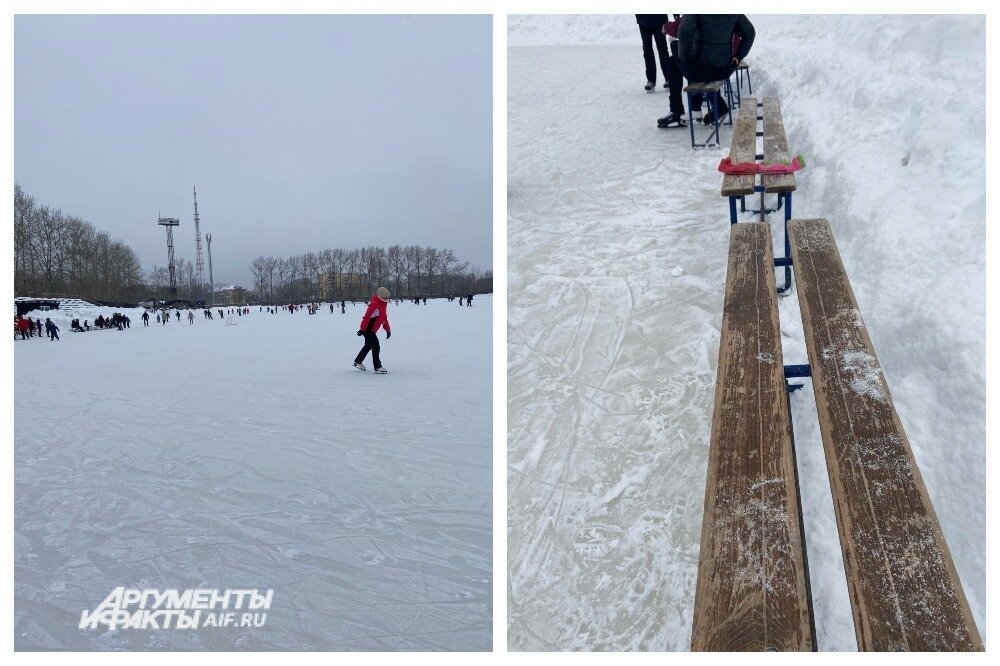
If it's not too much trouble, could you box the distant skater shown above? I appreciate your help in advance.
[341,300,346,314]
[353,286,392,374]
[45,318,59,341]
[188,311,195,324]
[142,311,149,326]
[466,292,474,306]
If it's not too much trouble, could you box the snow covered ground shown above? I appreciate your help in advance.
[507,15,984,651]
[15,296,492,650]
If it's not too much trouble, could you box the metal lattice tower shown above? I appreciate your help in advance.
[193,186,204,292]
[158,216,181,297]
[206,233,214,306]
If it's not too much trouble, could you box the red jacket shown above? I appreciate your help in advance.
[17,318,28,332]
[359,295,390,334]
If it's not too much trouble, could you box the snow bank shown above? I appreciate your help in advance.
[19,302,148,332]
[749,14,985,646]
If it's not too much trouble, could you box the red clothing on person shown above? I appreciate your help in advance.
[359,296,391,334]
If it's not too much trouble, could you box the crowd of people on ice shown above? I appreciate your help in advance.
[14,315,62,341]
[15,292,484,354]
[633,14,755,129]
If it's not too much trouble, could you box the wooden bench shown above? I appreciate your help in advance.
[721,97,798,294]
[787,219,983,651]
[684,80,732,149]
[695,218,983,650]
[692,222,815,651]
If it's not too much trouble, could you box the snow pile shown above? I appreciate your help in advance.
[15,296,492,649]
[507,14,983,651]
[19,301,148,332]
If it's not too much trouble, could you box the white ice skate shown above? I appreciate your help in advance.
[373,367,387,374]
[354,362,367,371]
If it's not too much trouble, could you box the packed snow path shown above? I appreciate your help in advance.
[15,297,492,650]
[507,15,984,651]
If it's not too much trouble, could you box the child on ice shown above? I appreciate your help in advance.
[353,287,392,374]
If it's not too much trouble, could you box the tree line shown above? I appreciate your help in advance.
[247,246,491,304]
[14,185,146,303]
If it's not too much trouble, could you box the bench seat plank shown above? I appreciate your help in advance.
[761,98,795,194]
[692,222,814,651]
[721,97,758,198]
[788,218,983,651]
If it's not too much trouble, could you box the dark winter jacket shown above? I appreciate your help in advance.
[359,295,391,334]
[678,14,755,67]
[635,14,671,29]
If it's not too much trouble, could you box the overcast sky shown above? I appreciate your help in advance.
[15,14,492,287]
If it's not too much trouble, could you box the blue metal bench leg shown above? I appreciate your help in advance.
[776,192,793,294]
[747,68,753,95]
[784,363,810,393]
[709,91,720,146]
[687,90,696,149]
[729,196,737,224]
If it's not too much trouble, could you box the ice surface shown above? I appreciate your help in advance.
[15,296,492,650]
[507,14,983,651]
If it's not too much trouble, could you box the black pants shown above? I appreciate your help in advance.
[674,60,735,111]
[355,331,381,368]
[639,25,670,84]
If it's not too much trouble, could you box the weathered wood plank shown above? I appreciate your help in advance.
[684,82,706,93]
[692,222,814,652]
[722,97,758,198]
[761,98,795,194]
[788,218,983,652]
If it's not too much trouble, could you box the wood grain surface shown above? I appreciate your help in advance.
[788,218,983,651]
[721,97,758,198]
[761,98,796,194]
[692,222,814,651]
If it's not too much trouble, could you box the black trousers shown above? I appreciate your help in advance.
[674,60,736,111]
[355,331,381,368]
[639,25,670,84]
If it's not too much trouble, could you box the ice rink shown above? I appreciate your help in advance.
[15,296,492,650]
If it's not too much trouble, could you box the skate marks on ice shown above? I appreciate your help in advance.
[508,272,721,650]
[14,299,491,650]
[507,43,739,650]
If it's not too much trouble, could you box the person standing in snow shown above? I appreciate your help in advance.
[659,14,755,127]
[353,286,392,374]
[636,14,673,92]
[16,316,28,340]
[341,300,346,314]
[467,292,474,306]
[45,317,59,341]
[35,318,43,337]
[188,311,195,324]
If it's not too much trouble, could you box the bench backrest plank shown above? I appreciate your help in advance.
[692,222,814,651]
[721,97,758,197]
[788,218,983,651]
[761,98,795,194]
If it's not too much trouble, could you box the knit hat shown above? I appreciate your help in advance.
[376,287,390,301]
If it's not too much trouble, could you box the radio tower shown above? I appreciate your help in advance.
[158,216,181,297]
[206,233,214,306]
[193,186,205,293]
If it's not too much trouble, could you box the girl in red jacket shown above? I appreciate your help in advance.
[354,287,391,373]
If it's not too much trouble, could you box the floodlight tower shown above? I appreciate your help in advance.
[158,216,181,297]
[206,233,214,306]
[193,186,205,293]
